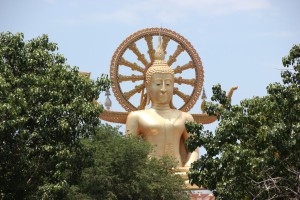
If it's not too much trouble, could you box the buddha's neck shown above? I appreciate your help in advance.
[151,104,171,111]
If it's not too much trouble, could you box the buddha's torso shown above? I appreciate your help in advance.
[135,108,186,165]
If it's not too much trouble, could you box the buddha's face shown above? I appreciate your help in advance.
[148,73,174,105]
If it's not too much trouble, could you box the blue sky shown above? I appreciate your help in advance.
[1,0,299,130]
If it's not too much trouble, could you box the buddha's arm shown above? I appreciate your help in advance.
[183,131,199,167]
[184,148,199,167]
[125,111,139,136]
[183,112,199,167]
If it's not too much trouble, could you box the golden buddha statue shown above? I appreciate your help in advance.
[125,36,199,168]
[97,28,236,197]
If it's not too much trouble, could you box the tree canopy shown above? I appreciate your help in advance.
[0,32,110,199]
[0,32,190,200]
[67,124,190,200]
[186,44,300,199]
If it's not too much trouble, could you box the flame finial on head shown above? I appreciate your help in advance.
[146,30,174,86]
[154,28,165,60]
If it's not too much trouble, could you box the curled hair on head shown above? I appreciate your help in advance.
[145,61,174,87]
[145,61,176,109]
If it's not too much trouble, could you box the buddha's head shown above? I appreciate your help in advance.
[145,36,175,108]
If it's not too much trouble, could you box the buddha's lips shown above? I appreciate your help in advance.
[160,94,168,98]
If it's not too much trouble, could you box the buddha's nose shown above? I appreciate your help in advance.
[161,83,167,93]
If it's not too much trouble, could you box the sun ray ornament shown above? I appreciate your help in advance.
[99,27,228,124]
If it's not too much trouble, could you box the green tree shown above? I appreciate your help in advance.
[68,124,190,200]
[186,44,300,199]
[0,32,110,199]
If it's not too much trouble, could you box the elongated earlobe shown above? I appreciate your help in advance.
[170,97,176,109]
[146,92,150,105]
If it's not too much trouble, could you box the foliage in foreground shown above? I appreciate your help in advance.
[0,32,110,199]
[186,44,300,199]
[68,124,190,200]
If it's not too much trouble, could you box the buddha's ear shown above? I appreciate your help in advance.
[170,97,176,109]
[146,94,150,105]
[146,86,150,105]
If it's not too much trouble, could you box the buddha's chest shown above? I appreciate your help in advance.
[138,112,185,137]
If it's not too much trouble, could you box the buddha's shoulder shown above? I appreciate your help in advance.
[176,110,193,121]
[166,109,193,120]
[127,109,150,118]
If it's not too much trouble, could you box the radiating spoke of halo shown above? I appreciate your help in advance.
[173,61,194,74]
[118,74,144,83]
[167,45,184,66]
[175,77,196,86]
[138,92,147,110]
[110,28,203,112]
[162,36,170,54]
[145,36,155,63]
[174,88,190,103]
[123,84,145,100]
[128,43,149,67]
[119,57,144,73]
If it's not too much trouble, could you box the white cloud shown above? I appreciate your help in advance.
[147,0,271,14]
[60,6,139,26]
[87,11,138,24]
[57,0,272,26]
[110,0,271,23]
[260,31,298,39]
[169,0,270,14]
